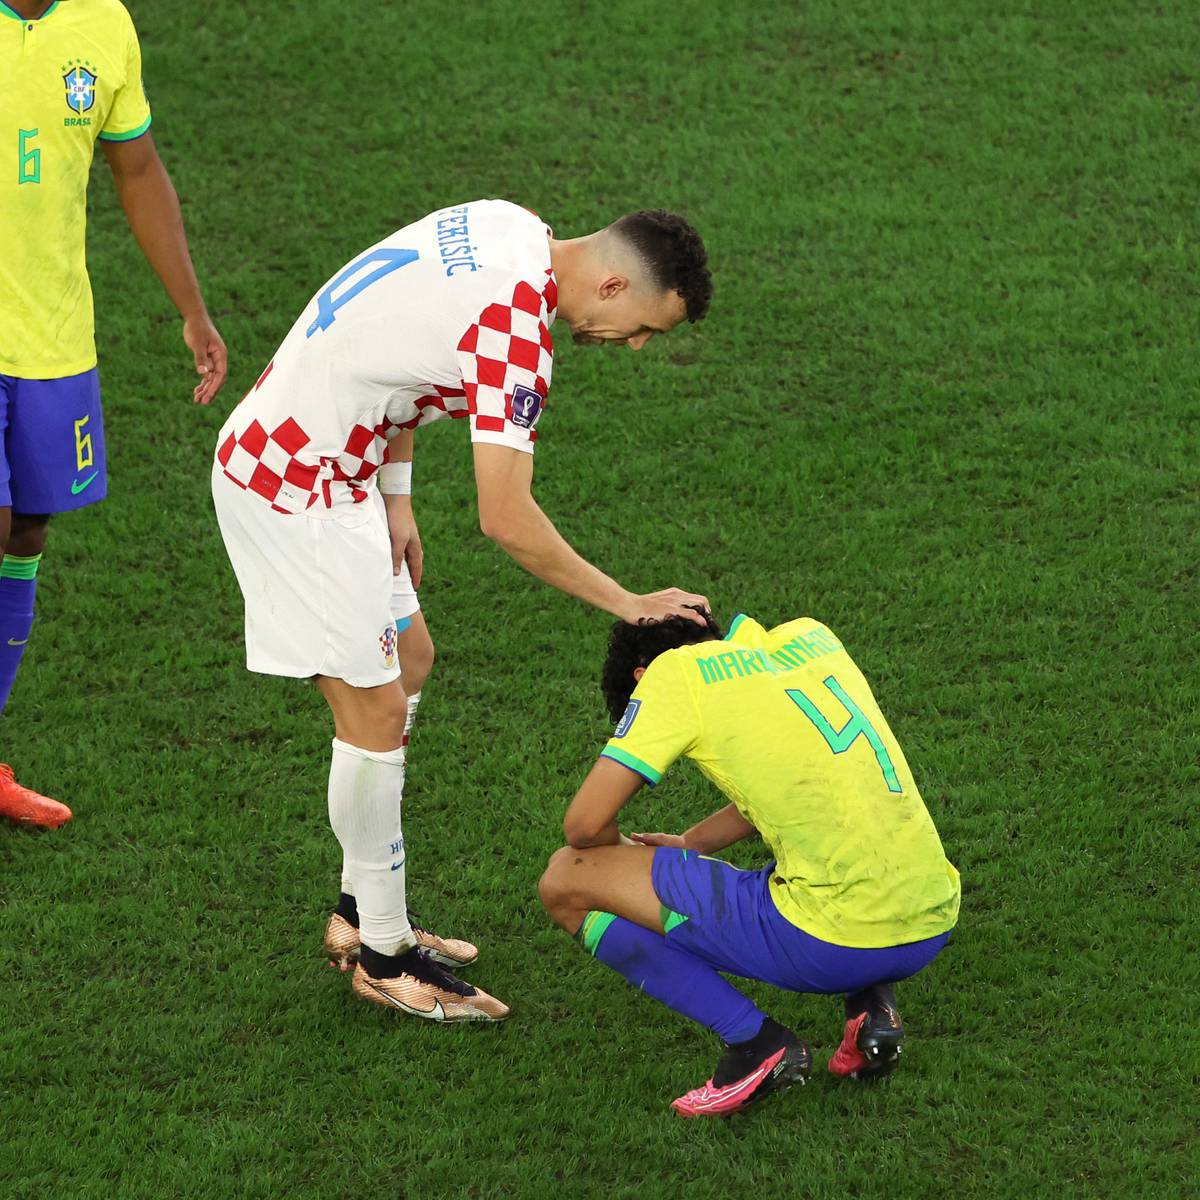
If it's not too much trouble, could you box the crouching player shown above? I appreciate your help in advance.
[538,611,960,1117]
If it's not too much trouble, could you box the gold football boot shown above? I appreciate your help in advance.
[323,911,479,971]
[351,950,510,1022]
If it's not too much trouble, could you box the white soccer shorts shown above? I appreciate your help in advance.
[212,464,405,688]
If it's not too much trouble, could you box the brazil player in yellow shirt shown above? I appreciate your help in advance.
[0,0,227,826]
[539,610,960,1117]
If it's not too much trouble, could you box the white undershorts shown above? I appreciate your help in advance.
[373,490,420,623]
[212,464,418,687]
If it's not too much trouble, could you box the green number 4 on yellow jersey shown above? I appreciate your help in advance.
[786,676,903,794]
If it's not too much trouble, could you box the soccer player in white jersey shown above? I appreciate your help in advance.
[213,201,713,1021]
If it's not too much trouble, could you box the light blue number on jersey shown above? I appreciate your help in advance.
[786,675,903,793]
[306,247,419,337]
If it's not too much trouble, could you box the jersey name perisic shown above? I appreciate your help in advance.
[0,0,153,378]
[216,200,557,516]
[602,615,961,949]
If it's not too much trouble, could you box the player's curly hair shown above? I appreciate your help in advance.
[610,210,713,322]
[600,608,723,723]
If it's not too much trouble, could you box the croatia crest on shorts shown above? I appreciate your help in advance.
[64,64,98,114]
[379,624,398,667]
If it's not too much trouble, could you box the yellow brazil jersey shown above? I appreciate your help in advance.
[602,615,961,949]
[0,0,151,378]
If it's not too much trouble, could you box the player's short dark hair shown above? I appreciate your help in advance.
[600,608,722,723]
[610,210,712,322]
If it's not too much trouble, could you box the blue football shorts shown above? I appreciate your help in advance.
[0,368,107,513]
[651,847,951,995]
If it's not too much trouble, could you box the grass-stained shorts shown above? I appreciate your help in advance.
[651,847,951,995]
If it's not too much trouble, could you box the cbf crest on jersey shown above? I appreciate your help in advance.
[63,62,98,114]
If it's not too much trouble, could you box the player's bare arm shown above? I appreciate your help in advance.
[562,757,647,848]
[381,429,422,584]
[630,804,759,853]
[473,443,709,624]
[102,134,226,405]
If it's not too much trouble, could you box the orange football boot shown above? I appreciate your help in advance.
[0,764,72,829]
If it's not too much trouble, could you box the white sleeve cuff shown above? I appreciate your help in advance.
[468,430,536,455]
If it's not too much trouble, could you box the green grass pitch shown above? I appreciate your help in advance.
[2,2,1198,1196]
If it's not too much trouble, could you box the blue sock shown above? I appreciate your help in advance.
[0,553,40,714]
[578,911,766,1045]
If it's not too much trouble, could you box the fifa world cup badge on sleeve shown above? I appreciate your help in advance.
[510,385,544,430]
[614,699,641,739]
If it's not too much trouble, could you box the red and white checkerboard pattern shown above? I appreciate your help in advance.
[216,412,394,513]
[390,383,470,431]
[457,271,557,444]
[216,363,396,513]
[216,261,557,513]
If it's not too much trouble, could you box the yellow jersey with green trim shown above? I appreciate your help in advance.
[0,0,152,378]
[602,615,960,948]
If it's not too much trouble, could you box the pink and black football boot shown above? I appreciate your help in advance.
[828,982,905,1080]
[671,1018,811,1118]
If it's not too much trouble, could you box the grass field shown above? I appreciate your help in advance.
[3,1,1199,1196]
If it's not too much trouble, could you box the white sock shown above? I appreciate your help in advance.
[340,690,423,898]
[327,738,414,956]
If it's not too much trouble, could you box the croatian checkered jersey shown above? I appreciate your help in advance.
[216,200,556,515]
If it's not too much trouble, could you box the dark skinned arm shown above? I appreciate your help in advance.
[102,132,226,404]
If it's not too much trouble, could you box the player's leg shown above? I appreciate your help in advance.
[320,673,412,963]
[396,613,434,713]
[0,508,70,828]
[318,673,506,1021]
[212,466,506,1022]
[332,564,428,911]
[539,845,811,1115]
[393,555,432,753]
[828,981,906,1081]
[0,511,45,713]
[316,671,412,958]
[824,930,950,1081]
[324,548,475,971]
[0,369,103,828]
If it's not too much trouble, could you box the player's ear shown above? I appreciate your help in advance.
[633,666,647,683]
[598,274,629,300]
